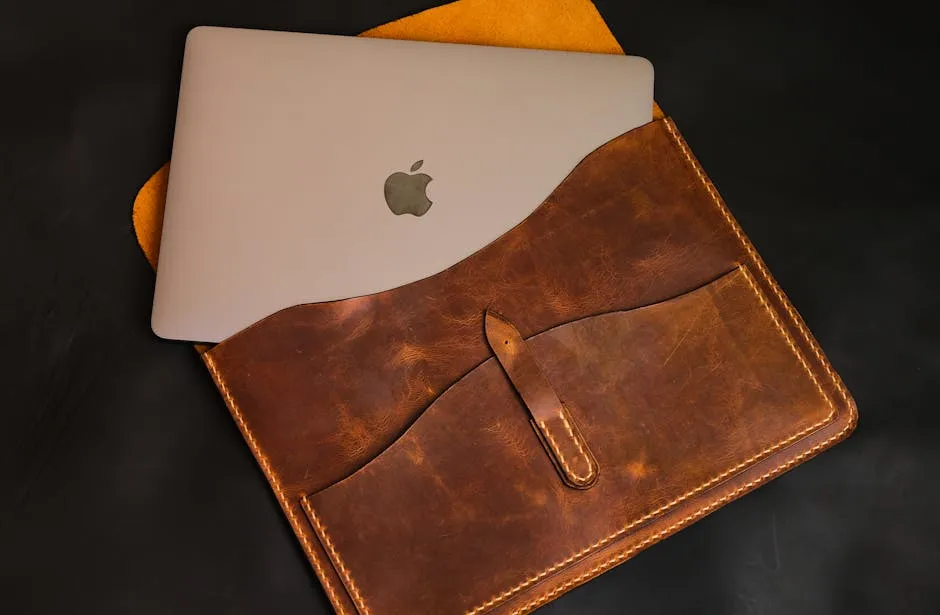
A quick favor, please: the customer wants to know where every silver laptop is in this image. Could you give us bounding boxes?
[152,26,654,343]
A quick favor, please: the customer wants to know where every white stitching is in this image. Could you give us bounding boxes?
[560,410,593,474]
[537,415,596,485]
[663,119,852,408]
[302,497,372,615]
[203,354,349,615]
[738,267,833,410]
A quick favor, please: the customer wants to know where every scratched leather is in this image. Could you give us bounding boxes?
[301,268,830,615]
[205,117,856,615]
[207,119,746,496]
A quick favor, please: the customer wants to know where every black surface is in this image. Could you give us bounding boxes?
[2,1,938,613]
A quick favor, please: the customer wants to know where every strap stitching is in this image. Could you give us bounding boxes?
[307,260,839,615]
[465,264,836,615]
[560,410,593,473]
[537,411,596,485]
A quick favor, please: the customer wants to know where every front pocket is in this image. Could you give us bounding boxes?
[301,266,836,615]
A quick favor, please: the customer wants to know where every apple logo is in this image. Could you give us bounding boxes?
[384,160,433,216]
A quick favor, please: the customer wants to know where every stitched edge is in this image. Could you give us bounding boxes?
[311,260,841,615]
[301,497,372,615]
[463,120,854,615]
[508,419,856,615]
[202,354,348,615]
[663,119,852,409]
[209,117,856,615]
[559,409,596,480]
[467,270,835,614]
[738,267,833,411]
[537,415,597,485]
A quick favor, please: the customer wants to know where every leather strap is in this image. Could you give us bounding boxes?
[484,310,598,489]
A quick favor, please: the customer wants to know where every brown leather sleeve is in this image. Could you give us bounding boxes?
[204,117,856,615]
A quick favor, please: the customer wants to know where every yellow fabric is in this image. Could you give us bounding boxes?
[133,0,659,268]
[134,166,169,269]
[361,0,622,53]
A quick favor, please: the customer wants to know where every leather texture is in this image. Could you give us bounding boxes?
[485,309,599,489]
[203,117,856,615]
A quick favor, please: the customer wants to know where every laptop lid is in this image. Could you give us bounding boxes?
[152,26,654,342]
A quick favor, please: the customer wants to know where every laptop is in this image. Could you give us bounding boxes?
[151,26,654,343]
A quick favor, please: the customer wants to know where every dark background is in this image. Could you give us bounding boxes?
[2,1,938,613]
